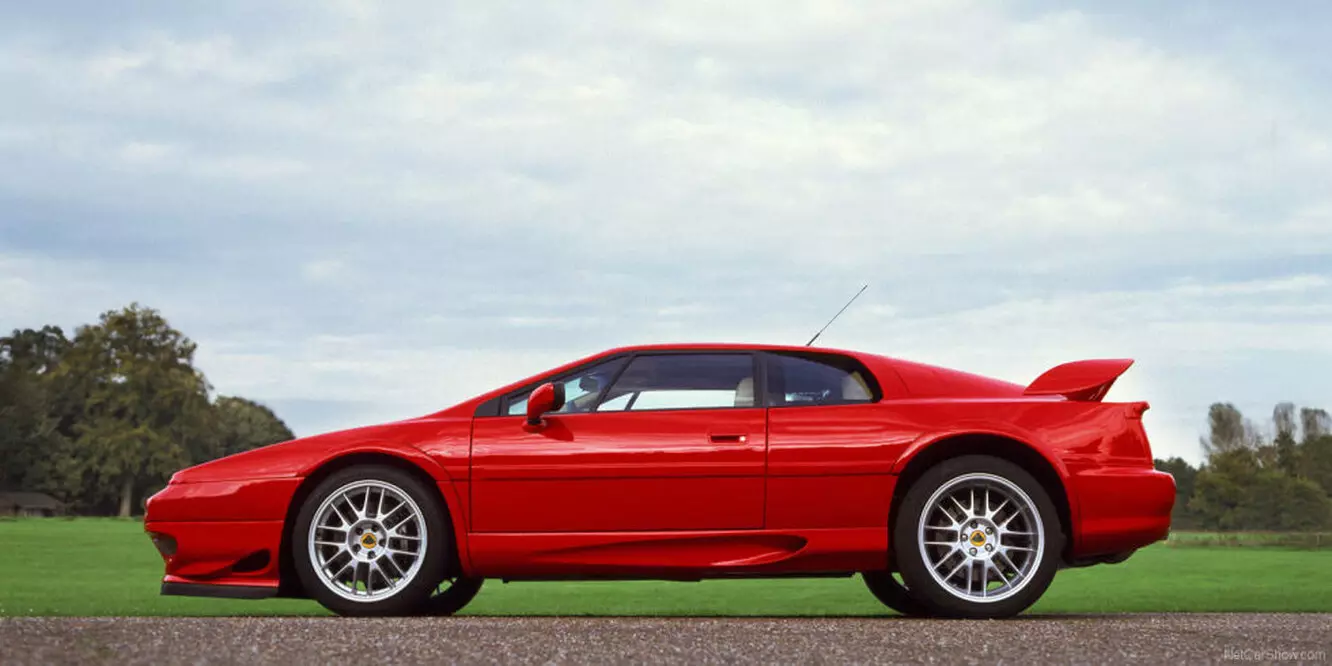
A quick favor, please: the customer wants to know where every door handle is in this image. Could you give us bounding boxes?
[709,434,747,444]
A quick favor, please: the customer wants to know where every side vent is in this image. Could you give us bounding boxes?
[232,550,272,574]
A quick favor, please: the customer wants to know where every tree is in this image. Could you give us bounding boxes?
[1301,408,1330,443]
[59,304,213,517]
[1203,403,1250,455]
[1274,403,1297,439]
[1189,448,1259,530]
[1305,435,1332,497]
[1273,430,1301,478]
[214,396,295,458]
[0,327,79,497]
[1154,457,1200,529]
[2,326,68,375]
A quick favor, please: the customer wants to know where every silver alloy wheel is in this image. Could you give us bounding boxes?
[307,479,428,602]
[916,472,1044,603]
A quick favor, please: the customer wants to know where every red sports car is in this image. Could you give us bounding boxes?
[145,343,1174,618]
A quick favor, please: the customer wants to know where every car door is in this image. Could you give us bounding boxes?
[470,352,767,533]
[762,351,917,530]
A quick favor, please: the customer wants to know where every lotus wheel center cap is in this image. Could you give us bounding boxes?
[969,531,987,547]
[360,533,378,549]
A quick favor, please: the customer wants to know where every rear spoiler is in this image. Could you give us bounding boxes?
[1024,359,1134,402]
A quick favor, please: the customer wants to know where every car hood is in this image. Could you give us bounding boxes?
[170,416,471,483]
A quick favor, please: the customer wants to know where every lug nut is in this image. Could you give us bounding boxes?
[986,527,993,535]
[985,544,994,552]
[969,548,977,556]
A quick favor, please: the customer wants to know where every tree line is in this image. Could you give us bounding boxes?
[0,304,294,516]
[1156,403,1332,531]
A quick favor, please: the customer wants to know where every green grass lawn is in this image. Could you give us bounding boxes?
[2,518,1329,616]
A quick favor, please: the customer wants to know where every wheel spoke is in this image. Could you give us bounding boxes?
[331,502,354,527]
[341,493,364,522]
[386,511,415,532]
[329,557,354,580]
[941,557,967,581]
[980,560,988,597]
[370,561,393,590]
[380,554,405,579]
[380,503,407,526]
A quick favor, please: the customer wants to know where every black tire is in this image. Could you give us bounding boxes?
[420,577,485,616]
[861,571,927,616]
[893,455,1063,619]
[292,465,450,616]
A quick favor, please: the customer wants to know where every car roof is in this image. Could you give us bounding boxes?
[597,342,864,356]
[429,342,887,418]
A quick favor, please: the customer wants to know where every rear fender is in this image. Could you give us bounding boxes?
[890,427,1081,551]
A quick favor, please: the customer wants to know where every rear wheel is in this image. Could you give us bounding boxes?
[893,455,1063,619]
[421,576,484,616]
[293,465,449,616]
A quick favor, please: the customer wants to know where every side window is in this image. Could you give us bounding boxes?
[597,354,755,412]
[765,352,878,407]
[505,357,628,416]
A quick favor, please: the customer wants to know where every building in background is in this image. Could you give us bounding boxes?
[0,492,64,517]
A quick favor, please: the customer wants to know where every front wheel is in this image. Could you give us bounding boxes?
[861,571,926,616]
[893,455,1063,619]
[293,465,450,616]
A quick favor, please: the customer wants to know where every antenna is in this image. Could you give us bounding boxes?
[805,284,868,347]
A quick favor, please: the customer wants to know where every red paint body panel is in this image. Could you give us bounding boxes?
[146,520,284,580]
[145,478,300,522]
[144,342,1174,598]
[471,409,766,532]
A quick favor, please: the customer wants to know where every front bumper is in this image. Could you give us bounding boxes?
[144,477,301,595]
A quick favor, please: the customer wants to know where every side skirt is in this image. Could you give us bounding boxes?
[499,571,858,583]
[161,582,279,600]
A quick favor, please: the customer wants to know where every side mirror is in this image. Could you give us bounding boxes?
[525,382,565,427]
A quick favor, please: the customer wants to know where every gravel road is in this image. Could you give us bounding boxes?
[1,615,1328,665]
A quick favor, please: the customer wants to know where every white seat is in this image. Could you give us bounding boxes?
[735,377,755,407]
[841,373,872,401]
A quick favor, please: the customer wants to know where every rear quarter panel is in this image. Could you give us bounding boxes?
[881,398,1171,557]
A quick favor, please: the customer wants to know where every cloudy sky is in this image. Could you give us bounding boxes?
[2,1,1329,462]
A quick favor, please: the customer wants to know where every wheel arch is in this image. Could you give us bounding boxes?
[888,432,1076,564]
[277,450,468,598]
